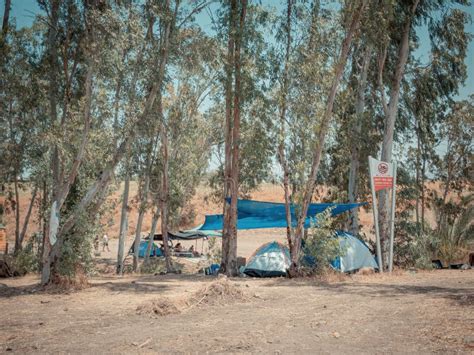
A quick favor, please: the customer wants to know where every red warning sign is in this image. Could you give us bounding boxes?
[373,176,394,191]
[369,158,395,192]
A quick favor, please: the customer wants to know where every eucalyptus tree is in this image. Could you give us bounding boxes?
[205,0,276,275]
[280,0,367,276]
[0,20,47,253]
[143,20,219,264]
[38,0,176,284]
[376,0,471,267]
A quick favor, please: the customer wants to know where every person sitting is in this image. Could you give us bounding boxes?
[174,243,183,253]
[189,245,200,257]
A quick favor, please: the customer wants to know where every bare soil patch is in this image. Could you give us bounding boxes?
[1,270,473,353]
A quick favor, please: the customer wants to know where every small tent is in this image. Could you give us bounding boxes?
[244,232,377,277]
[138,241,162,258]
[243,241,290,277]
[330,231,378,272]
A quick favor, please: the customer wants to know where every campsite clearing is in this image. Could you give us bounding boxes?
[1,270,473,353]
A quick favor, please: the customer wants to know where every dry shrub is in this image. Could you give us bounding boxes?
[136,277,249,317]
[187,276,249,307]
[313,269,350,283]
[351,267,404,282]
[47,265,90,292]
[357,267,376,275]
[136,297,182,317]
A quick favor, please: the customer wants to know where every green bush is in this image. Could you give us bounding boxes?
[12,239,40,275]
[206,236,222,264]
[303,207,345,274]
[394,220,436,269]
[140,258,167,274]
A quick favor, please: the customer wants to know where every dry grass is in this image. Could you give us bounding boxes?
[350,267,406,282]
[187,276,249,308]
[136,297,182,317]
[46,266,91,292]
[136,277,249,318]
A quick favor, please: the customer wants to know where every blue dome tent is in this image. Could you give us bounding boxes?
[243,241,290,277]
[330,231,378,272]
[244,232,377,277]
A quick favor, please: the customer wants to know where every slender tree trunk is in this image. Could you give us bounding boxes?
[347,44,371,235]
[145,204,160,264]
[41,0,60,285]
[0,0,11,67]
[39,180,48,271]
[221,0,237,274]
[277,0,293,249]
[378,0,419,267]
[19,185,38,247]
[421,154,426,232]
[1,0,10,36]
[160,125,173,272]
[222,0,247,276]
[415,127,421,230]
[289,0,367,276]
[13,170,20,253]
[117,163,130,275]
[152,0,176,274]
[133,170,150,272]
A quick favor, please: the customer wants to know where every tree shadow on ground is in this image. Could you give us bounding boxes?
[90,273,213,294]
[0,273,215,298]
[260,276,474,307]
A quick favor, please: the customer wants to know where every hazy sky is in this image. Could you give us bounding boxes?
[2,0,473,100]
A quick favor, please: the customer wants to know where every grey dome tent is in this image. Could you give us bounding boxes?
[244,232,377,278]
[243,241,290,277]
[330,231,378,272]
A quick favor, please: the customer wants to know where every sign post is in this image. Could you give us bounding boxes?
[388,161,397,273]
[369,156,397,273]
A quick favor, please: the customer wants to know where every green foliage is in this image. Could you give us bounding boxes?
[139,258,184,275]
[303,208,345,274]
[12,238,41,275]
[206,237,222,265]
[140,259,168,275]
[393,221,429,270]
[433,193,474,265]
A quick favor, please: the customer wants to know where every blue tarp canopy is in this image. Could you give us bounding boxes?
[199,199,365,231]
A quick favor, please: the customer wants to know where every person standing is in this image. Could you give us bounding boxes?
[102,233,110,252]
[94,235,99,253]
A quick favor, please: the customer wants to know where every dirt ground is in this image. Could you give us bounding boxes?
[1,270,473,354]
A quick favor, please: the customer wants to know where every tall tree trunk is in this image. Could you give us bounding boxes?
[0,0,11,65]
[221,0,237,274]
[277,0,293,249]
[1,0,10,36]
[421,153,426,232]
[289,0,367,276]
[133,169,150,272]
[415,125,421,231]
[41,0,60,285]
[160,124,173,272]
[378,0,419,267]
[13,169,20,253]
[347,44,371,235]
[145,204,160,264]
[152,0,176,274]
[222,0,246,276]
[19,185,38,247]
[117,162,130,275]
